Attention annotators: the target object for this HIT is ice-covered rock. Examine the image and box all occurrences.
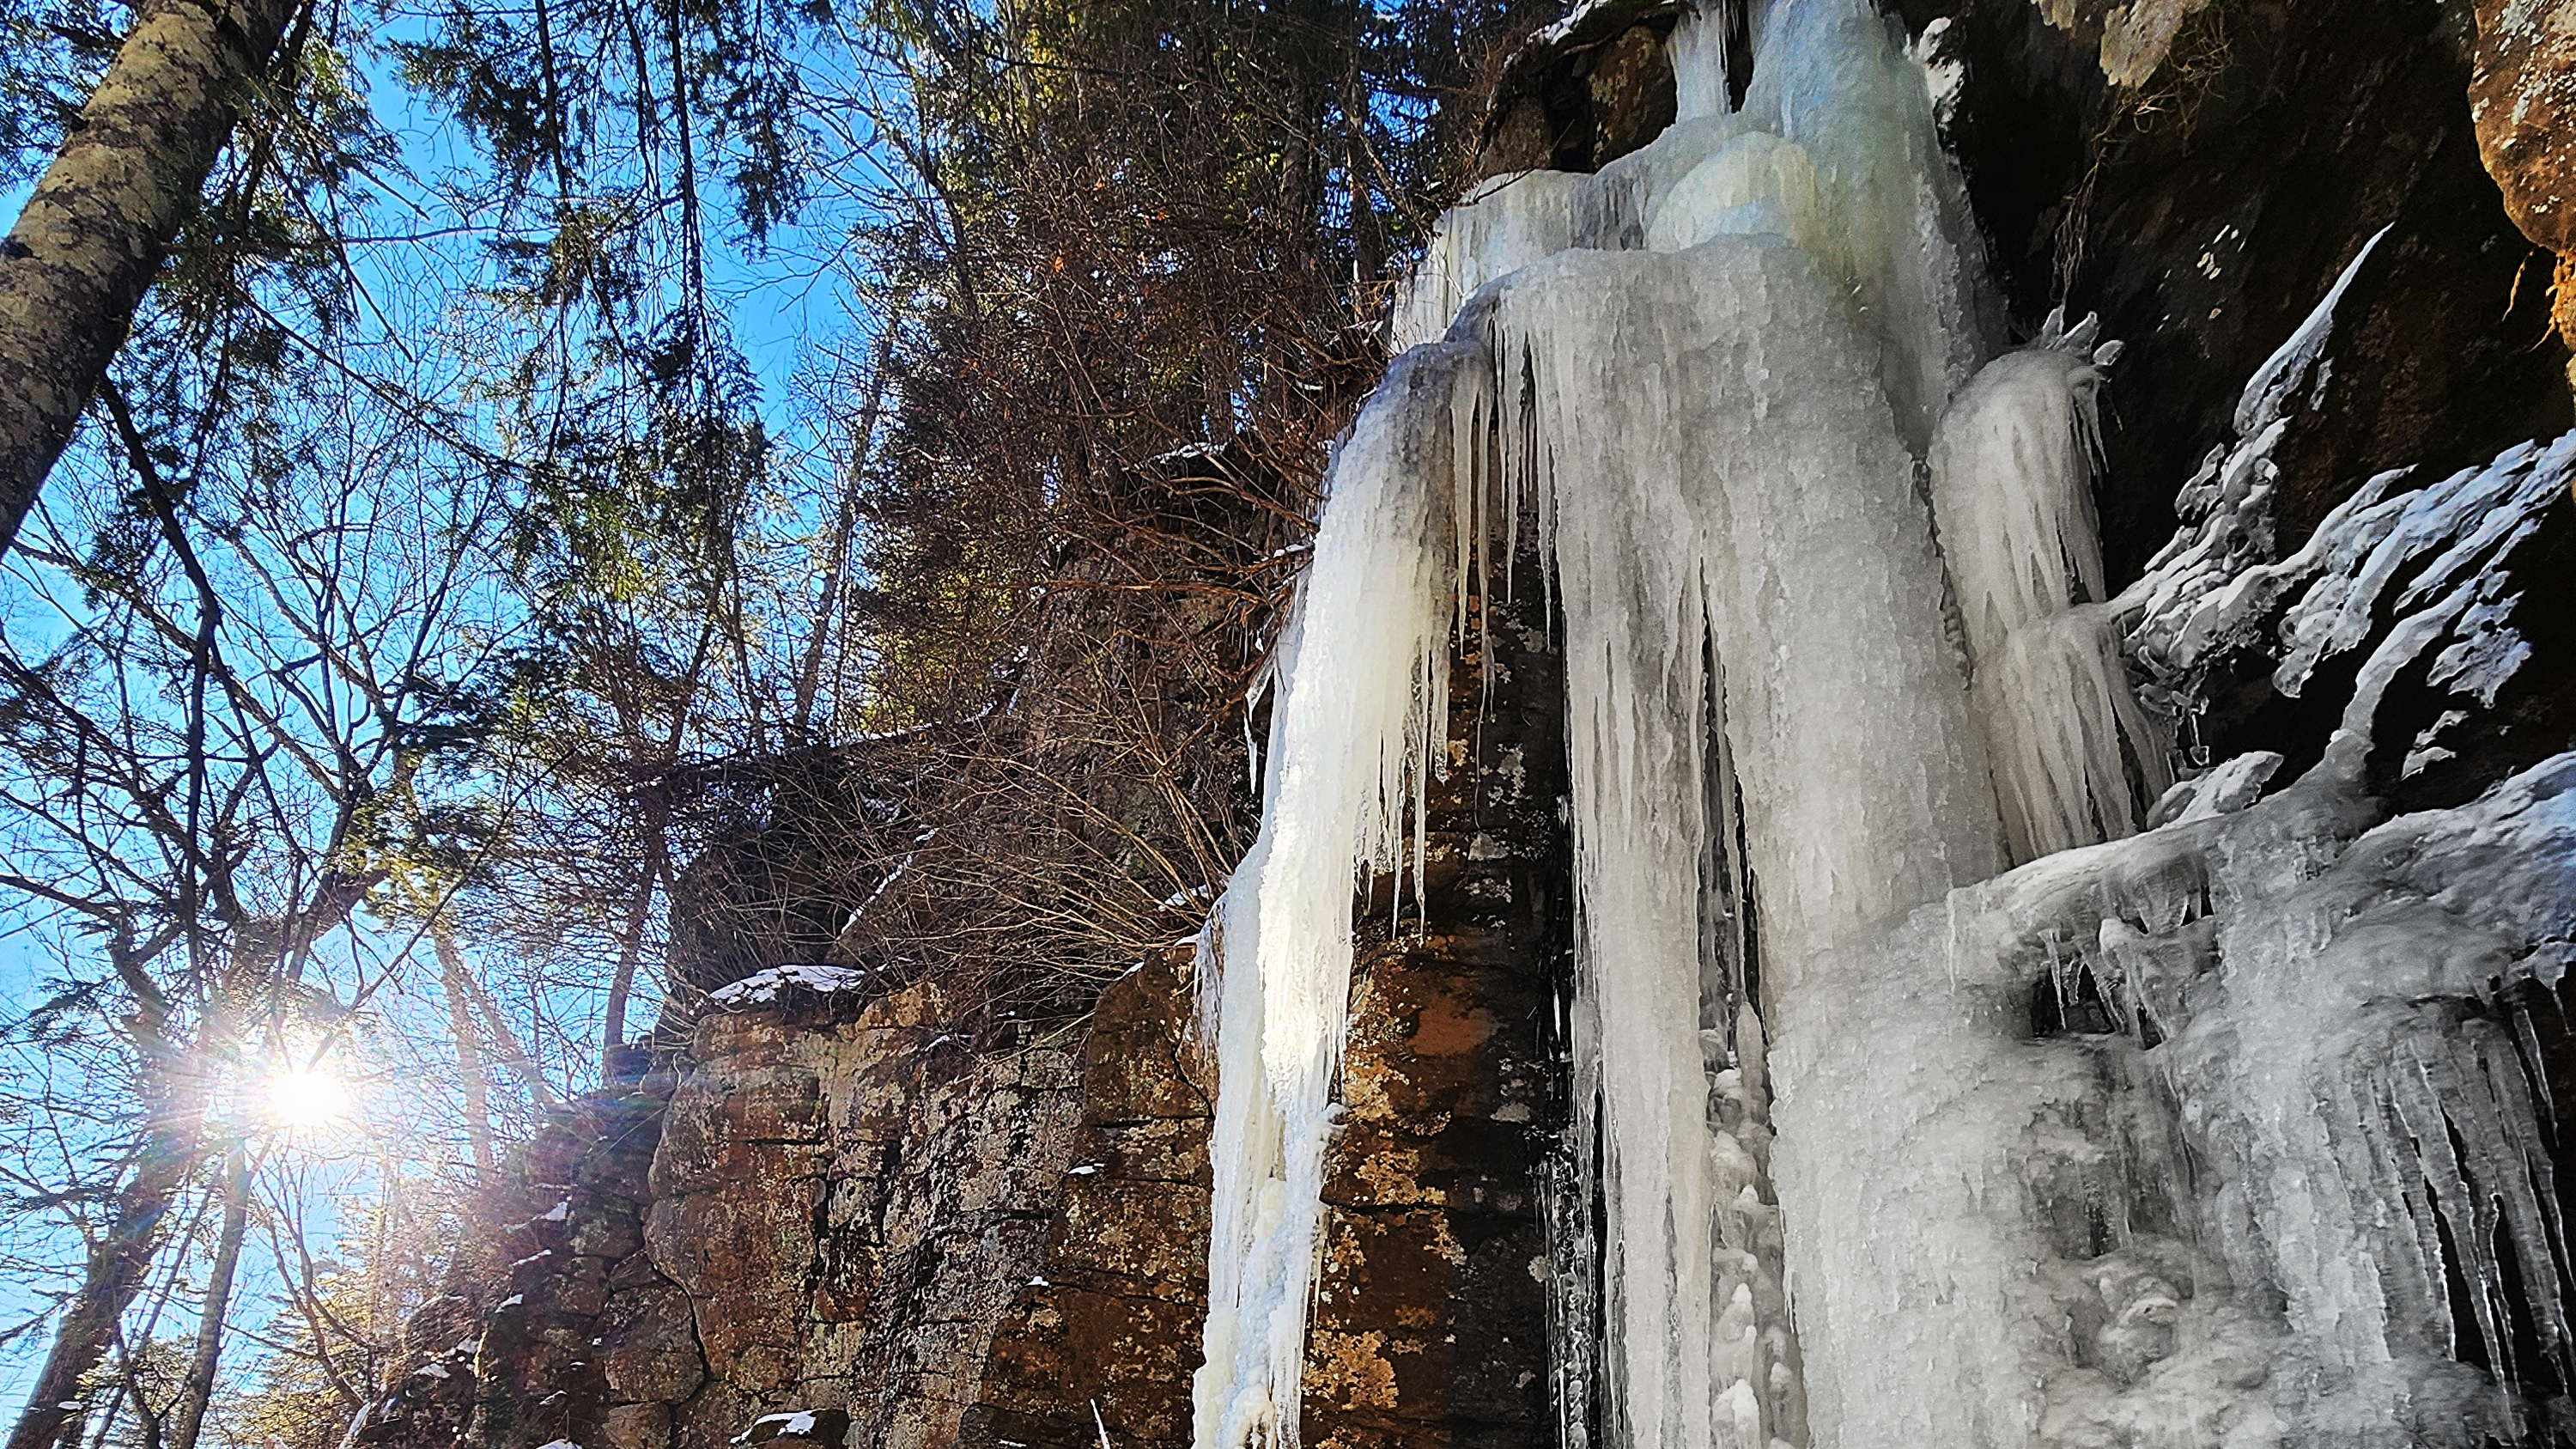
[1192,2,2574,1446]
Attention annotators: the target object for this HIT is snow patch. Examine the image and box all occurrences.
[708,963,870,1008]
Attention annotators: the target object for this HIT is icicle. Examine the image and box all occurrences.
[1204,9,1999,1449]
[1929,314,2172,860]
[1192,341,1470,1449]
[1388,171,1583,353]
[1480,229,1995,1449]
[1668,4,1734,122]
[1202,1,2573,1443]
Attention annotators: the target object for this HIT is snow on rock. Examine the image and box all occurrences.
[2119,417,2571,780]
[2147,748,2282,827]
[730,1410,845,1448]
[2238,226,2390,440]
[2117,228,2411,692]
[707,963,870,1008]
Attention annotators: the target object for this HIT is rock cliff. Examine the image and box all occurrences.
[362,3,2576,1447]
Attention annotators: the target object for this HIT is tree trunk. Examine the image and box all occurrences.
[794,304,907,734]
[434,928,495,1179]
[459,963,557,1109]
[0,0,302,557]
[6,1120,203,1449]
[163,1142,249,1449]
[599,827,665,1077]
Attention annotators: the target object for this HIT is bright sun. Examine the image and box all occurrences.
[264,1064,351,1129]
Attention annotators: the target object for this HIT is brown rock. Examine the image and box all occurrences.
[647,1184,817,1390]
[553,1254,611,1318]
[1477,7,1694,175]
[968,951,1215,1449]
[1584,25,1680,169]
[2470,0,2576,255]
[599,1287,705,1404]
[599,1403,671,1449]
[2468,0,2576,356]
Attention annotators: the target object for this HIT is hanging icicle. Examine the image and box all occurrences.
[1929,308,2175,861]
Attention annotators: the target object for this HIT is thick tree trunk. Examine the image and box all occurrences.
[0,0,301,557]
[5,1119,203,1449]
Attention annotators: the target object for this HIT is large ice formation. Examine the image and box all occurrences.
[1193,2,2576,1447]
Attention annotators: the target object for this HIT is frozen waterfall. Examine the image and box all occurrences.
[1192,2,2576,1448]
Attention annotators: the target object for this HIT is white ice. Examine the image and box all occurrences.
[1929,308,2169,860]
[1202,5,1992,1447]
[1194,1,2574,1446]
[1192,338,1467,1449]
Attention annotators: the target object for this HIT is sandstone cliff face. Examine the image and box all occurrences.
[366,532,1576,1449]
[2467,0,2576,354]
[966,950,1213,1449]
[362,980,1084,1449]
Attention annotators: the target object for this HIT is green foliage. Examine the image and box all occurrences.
[0,0,118,189]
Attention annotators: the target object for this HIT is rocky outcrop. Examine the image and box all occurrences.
[644,981,1084,1449]
[360,1089,669,1449]
[1479,1,1696,176]
[967,950,1214,1449]
[1880,0,2576,815]
[1893,0,2571,575]
[2468,0,2576,356]
[366,979,1084,1449]
[367,528,1577,1449]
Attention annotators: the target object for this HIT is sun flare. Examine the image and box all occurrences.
[264,1064,351,1129]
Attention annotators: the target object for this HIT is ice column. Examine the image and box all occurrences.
[1191,341,1470,1449]
[1199,6,2005,1449]
[1486,229,1997,1449]
[1584,0,1992,447]
[1668,4,1735,121]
